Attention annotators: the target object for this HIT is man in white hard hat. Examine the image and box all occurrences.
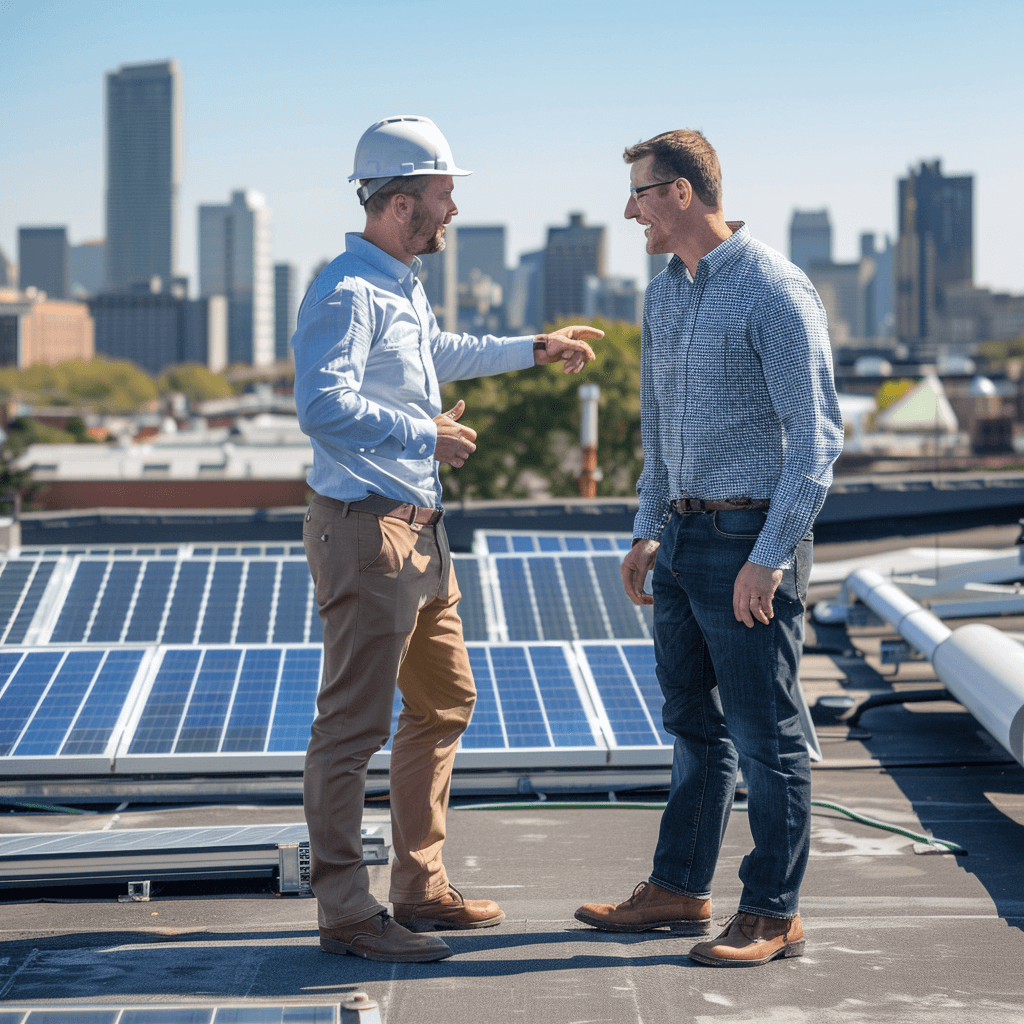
[293,115,602,963]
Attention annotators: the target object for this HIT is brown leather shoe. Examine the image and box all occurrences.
[392,885,505,931]
[574,881,712,935]
[319,910,453,962]
[688,912,804,967]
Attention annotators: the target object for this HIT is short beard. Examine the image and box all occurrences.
[407,199,446,256]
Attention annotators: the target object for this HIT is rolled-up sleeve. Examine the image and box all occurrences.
[748,276,844,568]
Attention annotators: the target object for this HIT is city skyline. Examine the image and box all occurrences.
[2,0,1022,299]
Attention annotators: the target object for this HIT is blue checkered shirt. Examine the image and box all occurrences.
[635,223,843,568]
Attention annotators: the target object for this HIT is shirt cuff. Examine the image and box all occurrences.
[504,335,541,372]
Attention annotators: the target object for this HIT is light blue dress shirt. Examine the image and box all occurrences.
[635,224,843,568]
[292,233,535,509]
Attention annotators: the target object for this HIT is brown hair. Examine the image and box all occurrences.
[623,130,722,208]
[362,175,431,218]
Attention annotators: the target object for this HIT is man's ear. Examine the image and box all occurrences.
[389,190,413,224]
[675,178,693,210]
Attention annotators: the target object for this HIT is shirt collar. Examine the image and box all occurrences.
[344,232,420,286]
[696,221,749,279]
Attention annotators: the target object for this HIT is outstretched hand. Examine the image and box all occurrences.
[433,399,477,468]
[534,325,603,373]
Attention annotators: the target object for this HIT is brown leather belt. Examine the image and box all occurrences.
[314,493,442,525]
[673,497,770,514]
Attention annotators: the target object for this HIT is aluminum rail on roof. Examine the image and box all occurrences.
[847,568,1024,766]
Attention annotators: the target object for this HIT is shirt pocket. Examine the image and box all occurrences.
[367,321,427,399]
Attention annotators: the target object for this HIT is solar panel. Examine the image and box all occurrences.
[0,648,152,771]
[473,530,633,555]
[574,639,821,765]
[490,553,652,642]
[38,557,323,646]
[0,1006,340,1023]
[0,558,58,645]
[13,543,309,559]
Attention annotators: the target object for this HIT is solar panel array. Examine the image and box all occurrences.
[0,531,820,777]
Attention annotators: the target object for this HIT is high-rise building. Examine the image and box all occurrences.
[0,246,15,287]
[105,60,182,292]
[789,210,832,273]
[543,213,606,324]
[18,226,69,299]
[274,262,296,361]
[506,250,545,333]
[453,226,506,333]
[895,160,973,346]
[198,190,273,367]
[70,240,106,297]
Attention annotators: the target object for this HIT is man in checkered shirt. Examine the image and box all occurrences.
[575,130,843,967]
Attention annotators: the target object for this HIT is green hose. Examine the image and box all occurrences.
[456,797,966,854]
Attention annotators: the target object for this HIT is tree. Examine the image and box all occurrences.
[158,364,233,403]
[439,318,643,500]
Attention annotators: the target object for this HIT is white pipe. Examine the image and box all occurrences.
[846,568,1024,766]
[848,568,951,658]
[933,625,1024,767]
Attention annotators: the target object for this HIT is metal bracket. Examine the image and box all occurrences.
[118,880,151,902]
[340,992,382,1023]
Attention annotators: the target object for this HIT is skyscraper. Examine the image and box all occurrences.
[105,60,182,292]
[198,190,273,367]
[274,262,296,361]
[543,213,606,324]
[789,210,832,273]
[895,160,973,345]
[648,253,671,282]
[18,227,69,299]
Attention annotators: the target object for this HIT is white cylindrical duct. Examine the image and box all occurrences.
[848,569,952,659]
[933,624,1024,767]
[846,568,1024,766]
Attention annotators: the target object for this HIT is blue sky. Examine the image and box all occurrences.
[2,0,1022,295]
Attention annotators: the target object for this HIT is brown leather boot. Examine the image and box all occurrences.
[392,885,505,931]
[574,881,712,935]
[319,910,452,962]
[688,912,804,967]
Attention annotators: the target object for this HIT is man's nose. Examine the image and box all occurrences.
[624,196,638,219]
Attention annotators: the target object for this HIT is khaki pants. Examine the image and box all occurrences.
[302,493,475,928]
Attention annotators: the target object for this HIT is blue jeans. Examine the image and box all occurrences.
[649,508,812,919]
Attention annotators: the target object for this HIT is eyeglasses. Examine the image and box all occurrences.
[629,178,679,202]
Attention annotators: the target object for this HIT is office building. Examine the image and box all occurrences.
[90,290,226,376]
[584,276,641,325]
[274,263,296,361]
[789,210,832,273]
[506,250,545,334]
[70,240,106,297]
[0,288,94,368]
[198,190,273,367]
[18,227,69,300]
[105,60,182,291]
[895,160,973,346]
[543,213,606,324]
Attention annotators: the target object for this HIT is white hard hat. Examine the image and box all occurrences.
[349,115,471,205]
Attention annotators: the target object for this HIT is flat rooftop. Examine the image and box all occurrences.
[1,522,1022,1022]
